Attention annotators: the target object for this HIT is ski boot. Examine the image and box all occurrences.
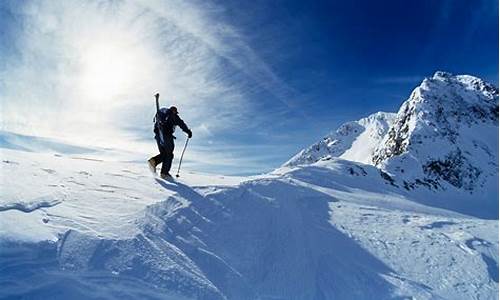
[148,158,157,174]
[160,173,173,180]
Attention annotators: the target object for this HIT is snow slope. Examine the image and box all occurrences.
[284,112,396,166]
[1,134,498,299]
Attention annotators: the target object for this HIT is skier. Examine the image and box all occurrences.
[148,105,192,179]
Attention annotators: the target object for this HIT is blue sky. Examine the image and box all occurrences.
[1,0,498,175]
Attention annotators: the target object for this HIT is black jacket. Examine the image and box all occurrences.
[154,109,190,138]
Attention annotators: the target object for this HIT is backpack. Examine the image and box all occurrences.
[154,108,170,145]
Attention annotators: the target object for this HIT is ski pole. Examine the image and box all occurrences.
[176,137,189,178]
[154,93,166,146]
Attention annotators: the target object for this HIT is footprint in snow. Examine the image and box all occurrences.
[67,180,85,186]
[106,173,125,177]
[121,169,139,175]
[401,215,420,224]
[41,168,56,174]
[93,188,115,193]
[105,172,137,179]
[100,184,122,189]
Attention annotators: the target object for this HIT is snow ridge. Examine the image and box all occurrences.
[284,111,396,166]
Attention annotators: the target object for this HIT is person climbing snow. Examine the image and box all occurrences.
[148,94,192,179]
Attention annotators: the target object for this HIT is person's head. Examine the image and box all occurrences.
[169,106,178,114]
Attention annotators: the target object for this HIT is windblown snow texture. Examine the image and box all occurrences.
[0,72,498,300]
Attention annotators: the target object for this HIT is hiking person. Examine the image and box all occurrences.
[148,104,192,179]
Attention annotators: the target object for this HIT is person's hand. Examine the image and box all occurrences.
[187,129,193,138]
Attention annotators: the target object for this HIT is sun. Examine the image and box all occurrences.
[79,40,137,103]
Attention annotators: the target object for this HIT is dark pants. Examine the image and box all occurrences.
[152,136,175,175]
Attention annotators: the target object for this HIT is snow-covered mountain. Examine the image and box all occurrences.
[284,111,396,166]
[373,71,498,193]
[287,72,499,197]
[0,72,498,300]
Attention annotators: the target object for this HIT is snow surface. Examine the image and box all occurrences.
[1,138,498,299]
[1,72,498,299]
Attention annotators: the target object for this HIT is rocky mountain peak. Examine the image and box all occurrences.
[373,72,498,192]
[286,72,498,194]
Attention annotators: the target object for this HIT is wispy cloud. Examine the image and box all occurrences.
[0,0,301,173]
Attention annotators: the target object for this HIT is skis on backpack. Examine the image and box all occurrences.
[155,93,160,114]
[154,93,166,146]
[148,93,163,175]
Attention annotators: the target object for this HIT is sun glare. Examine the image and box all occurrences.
[79,41,136,103]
